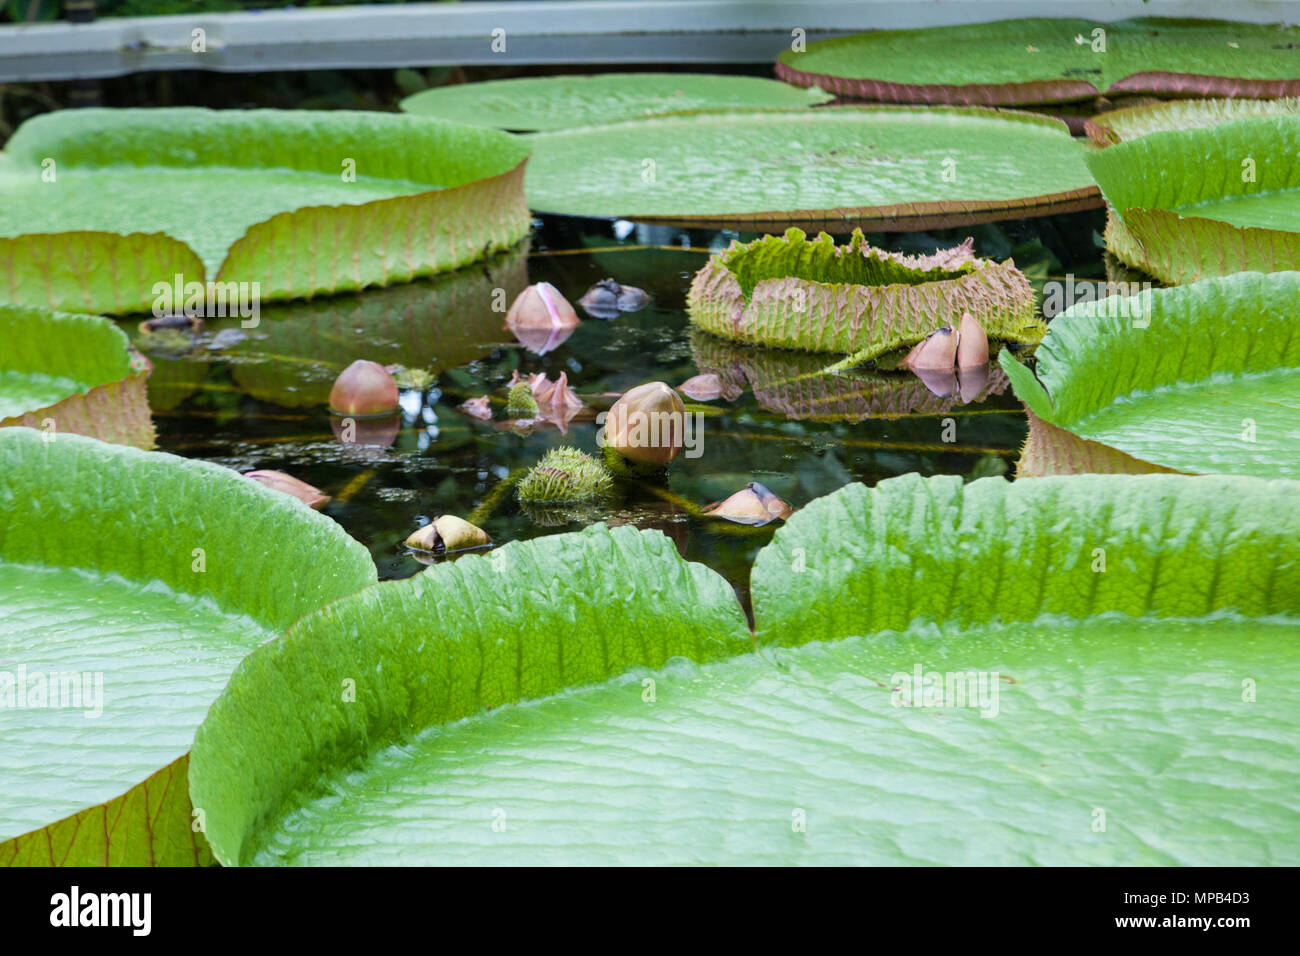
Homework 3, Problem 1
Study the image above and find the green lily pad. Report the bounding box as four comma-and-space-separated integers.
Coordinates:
1086, 116, 1300, 283
777, 18, 1300, 105
524, 107, 1100, 231
1085, 97, 1300, 146
401, 73, 833, 131
0, 428, 376, 865
1000, 272, 1300, 478
0, 108, 531, 315
190, 474, 1300, 865
0, 305, 154, 448
687, 228, 1041, 358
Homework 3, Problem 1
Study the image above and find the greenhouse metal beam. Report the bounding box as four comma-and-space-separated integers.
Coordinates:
0, 0, 1296, 82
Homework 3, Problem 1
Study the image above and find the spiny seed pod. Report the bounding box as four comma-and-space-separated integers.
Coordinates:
404, 515, 491, 554
506, 380, 540, 417
517, 447, 613, 503
603, 381, 685, 467
386, 364, 435, 390
244, 470, 330, 510
700, 482, 793, 526
329, 359, 401, 417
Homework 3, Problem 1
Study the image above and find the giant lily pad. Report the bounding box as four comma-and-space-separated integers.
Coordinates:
0, 428, 376, 865
190, 474, 1300, 865
1085, 97, 1300, 146
401, 73, 833, 131
687, 228, 1041, 358
524, 107, 1100, 230
0, 108, 531, 315
1086, 116, 1300, 283
777, 18, 1300, 105
0, 305, 154, 448
1000, 272, 1300, 478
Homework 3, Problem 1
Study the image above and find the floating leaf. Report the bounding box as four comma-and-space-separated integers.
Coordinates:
688, 229, 1041, 359
525, 107, 1099, 230
188, 525, 753, 865
0, 428, 376, 865
777, 18, 1300, 105
0, 108, 531, 314
1000, 272, 1300, 478
188, 476, 1300, 865
1086, 116, 1300, 283
0, 304, 154, 448
1085, 97, 1300, 145
401, 72, 833, 131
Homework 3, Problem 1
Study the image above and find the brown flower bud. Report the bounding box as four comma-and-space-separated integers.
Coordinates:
603, 381, 685, 466
328, 359, 400, 417
505, 282, 580, 355
700, 482, 793, 526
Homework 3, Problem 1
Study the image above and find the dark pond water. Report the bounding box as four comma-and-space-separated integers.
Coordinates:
132, 209, 1107, 603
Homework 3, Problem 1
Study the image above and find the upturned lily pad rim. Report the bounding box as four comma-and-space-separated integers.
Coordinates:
525, 105, 1102, 232
189, 474, 1300, 865
399, 72, 835, 131
1083, 97, 1300, 146
0, 107, 533, 313
775, 17, 1300, 106
0, 427, 379, 865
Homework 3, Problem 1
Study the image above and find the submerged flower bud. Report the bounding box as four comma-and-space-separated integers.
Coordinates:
506, 282, 580, 355
328, 360, 401, 417
603, 381, 685, 467
578, 278, 650, 319
404, 515, 492, 554
244, 470, 330, 510
700, 482, 793, 526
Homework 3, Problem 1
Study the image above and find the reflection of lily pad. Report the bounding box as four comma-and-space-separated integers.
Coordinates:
525, 107, 1099, 231
777, 18, 1300, 105
0, 428, 376, 865
1085, 97, 1300, 146
189, 476, 1300, 865
0, 108, 531, 315
0, 305, 154, 448
222, 249, 528, 407
1001, 272, 1300, 478
690, 329, 1010, 421
688, 229, 1041, 359
1086, 117, 1300, 283
401, 73, 833, 131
